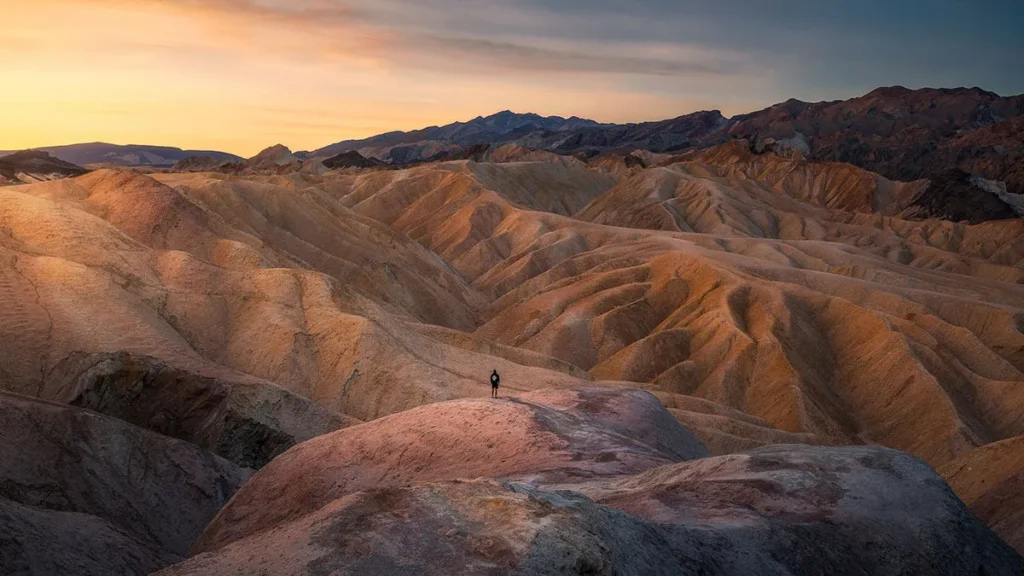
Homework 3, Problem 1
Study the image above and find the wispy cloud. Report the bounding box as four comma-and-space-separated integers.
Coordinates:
412, 35, 744, 77
1, 0, 1019, 155
63, 0, 754, 79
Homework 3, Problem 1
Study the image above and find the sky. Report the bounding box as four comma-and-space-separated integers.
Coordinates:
1, 0, 1022, 156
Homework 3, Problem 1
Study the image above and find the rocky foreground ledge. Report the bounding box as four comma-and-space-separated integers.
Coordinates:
0, 391, 251, 574
152, 387, 1022, 576
2, 386, 1021, 575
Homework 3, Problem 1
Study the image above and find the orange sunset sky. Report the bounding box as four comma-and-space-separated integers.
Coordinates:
2, 0, 1021, 156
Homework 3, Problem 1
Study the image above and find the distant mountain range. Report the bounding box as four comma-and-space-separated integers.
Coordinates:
305, 86, 1024, 196
310, 111, 604, 160
0, 143, 243, 167
5, 86, 1022, 197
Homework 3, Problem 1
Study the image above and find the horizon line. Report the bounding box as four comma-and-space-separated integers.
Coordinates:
3, 84, 1017, 158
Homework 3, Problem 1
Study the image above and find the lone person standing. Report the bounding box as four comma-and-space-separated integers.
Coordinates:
490, 369, 500, 398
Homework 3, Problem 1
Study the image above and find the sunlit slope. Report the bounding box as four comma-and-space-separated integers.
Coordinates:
322, 156, 1024, 468
940, 435, 1024, 555
4, 151, 1023, 469
0, 170, 607, 424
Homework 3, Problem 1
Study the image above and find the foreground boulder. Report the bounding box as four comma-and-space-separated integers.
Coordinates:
192, 387, 709, 553
0, 391, 251, 575
161, 445, 1024, 575
586, 445, 1024, 574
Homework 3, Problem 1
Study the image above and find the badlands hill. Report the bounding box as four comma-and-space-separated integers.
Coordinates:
0, 150, 89, 185
1, 132, 1023, 573
941, 435, 1024, 556
0, 143, 243, 168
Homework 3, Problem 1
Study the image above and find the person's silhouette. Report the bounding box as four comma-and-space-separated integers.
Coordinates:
490, 369, 500, 398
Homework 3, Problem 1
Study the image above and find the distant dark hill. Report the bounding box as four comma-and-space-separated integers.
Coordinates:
0, 150, 89, 185
520, 110, 730, 156
0, 143, 243, 167
422, 143, 493, 163
322, 150, 385, 170
723, 86, 1024, 195
900, 169, 1020, 224
171, 155, 240, 173
312, 110, 603, 158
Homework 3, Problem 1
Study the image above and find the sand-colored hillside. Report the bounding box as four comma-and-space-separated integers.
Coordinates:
298, 155, 1024, 469
3, 147, 1024, 572
940, 435, 1024, 554
6, 154, 1022, 466
0, 169, 613, 425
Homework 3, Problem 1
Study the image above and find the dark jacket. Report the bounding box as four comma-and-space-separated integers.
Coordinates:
490, 371, 500, 387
